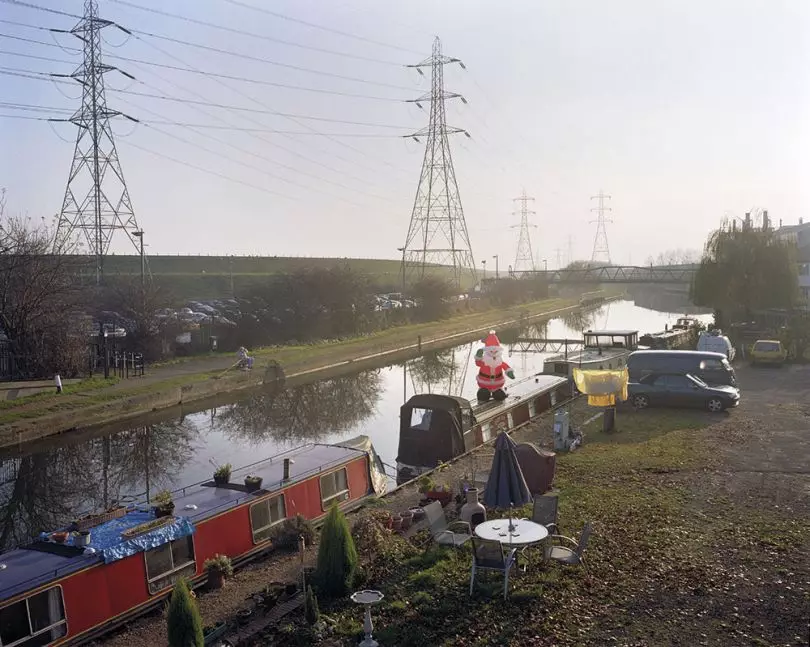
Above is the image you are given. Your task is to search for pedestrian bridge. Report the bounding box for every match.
[517,264,697,284]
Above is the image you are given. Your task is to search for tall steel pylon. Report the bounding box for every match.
[401,37,476,290]
[590,190,612,265]
[53,0,142,284]
[512,189,537,275]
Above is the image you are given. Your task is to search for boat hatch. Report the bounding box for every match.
[397,394,473,468]
[583,330,638,351]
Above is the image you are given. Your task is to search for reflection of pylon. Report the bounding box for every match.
[512,190,537,274]
[401,37,476,289]
[590,191,612,264]
[408,344,472,397]
[53,0,143,284]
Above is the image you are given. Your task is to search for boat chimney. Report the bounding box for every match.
[283,458,294,481]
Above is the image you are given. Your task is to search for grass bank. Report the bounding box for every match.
[260,407,808,646]
[0,295,596,446]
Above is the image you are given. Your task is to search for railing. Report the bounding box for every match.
[521,265,698,284]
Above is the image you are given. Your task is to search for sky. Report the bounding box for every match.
[2,0,810,268]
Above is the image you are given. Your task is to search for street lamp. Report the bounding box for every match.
[397,247,406,293]
[481,259,487,279]
[132,230,145,288]
[492,254,499,279]
[542,258,548,272]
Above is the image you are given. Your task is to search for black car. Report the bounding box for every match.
[628,373,740,412]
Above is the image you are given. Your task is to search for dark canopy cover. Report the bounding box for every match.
[396,394,472,468]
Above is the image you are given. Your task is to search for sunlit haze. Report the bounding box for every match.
[2,0,809,265]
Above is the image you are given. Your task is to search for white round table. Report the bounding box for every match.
[474,518,549,546]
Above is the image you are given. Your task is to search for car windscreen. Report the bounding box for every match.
[753,341,780,352]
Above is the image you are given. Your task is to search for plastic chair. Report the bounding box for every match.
[469,537,518,600]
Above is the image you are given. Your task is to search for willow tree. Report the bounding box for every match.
[691,224,798,327]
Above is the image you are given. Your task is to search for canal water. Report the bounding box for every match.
[0,300,710,548]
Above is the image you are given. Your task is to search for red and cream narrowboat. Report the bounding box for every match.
[395,373,571,484]
[0,436,386,646]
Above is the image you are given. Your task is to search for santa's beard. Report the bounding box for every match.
[481,349,503,369]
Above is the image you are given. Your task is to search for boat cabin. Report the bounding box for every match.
[671,317,699,331]
[397,394,476,471]
[583,329,639,351]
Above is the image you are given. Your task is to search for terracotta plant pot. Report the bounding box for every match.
[399,510,414,530]
[391,515,403,531]
[426,490,453,507]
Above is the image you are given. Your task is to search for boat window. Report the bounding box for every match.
[320,468,349,508]
[0,586,67,647]
[410,408,432,430]
[250,494,287,543]
[144,536,196,595]
[461,409,474,430]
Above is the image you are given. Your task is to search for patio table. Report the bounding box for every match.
[474,518,548,572]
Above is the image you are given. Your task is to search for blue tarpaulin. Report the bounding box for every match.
[483,433,533,509]
[63,511,195,564]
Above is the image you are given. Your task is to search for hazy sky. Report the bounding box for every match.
[2,0,809,268]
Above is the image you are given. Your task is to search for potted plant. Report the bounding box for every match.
[153,490,175,518]
[417,475,436,495]
[203,554,233,590]
[213,463,232,486]
[391,513,403,531]
[427,483,453,507]
[399,509,414,530]
[244,475,263,492]
[75,530,91,546]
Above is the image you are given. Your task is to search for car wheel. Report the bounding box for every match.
[707,397,725,413]
[632,394,650,410]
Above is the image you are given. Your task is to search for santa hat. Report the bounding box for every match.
[483,330,501,347]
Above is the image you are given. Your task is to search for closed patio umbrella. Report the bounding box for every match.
[483,432,532,509]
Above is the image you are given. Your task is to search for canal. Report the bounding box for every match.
[0,299,710,548]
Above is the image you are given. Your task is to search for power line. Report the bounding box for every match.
[107,0,405,66]
[220,0,424,56]
[0,0,81,19]
[0,37,411,101]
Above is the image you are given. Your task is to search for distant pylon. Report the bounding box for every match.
[401,37,476,290]
[590,190,612,264]
[567,235,574,266]
[53,0,143,284]
[512,189,537,274]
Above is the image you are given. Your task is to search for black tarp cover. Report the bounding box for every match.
[396,394,472,468]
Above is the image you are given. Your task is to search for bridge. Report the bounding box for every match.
[508,338,584,355]
[515,264,698,284]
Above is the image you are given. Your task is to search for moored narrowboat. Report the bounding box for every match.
[543,329,638,378]
[0,436,385,646]
[395,373,570,484]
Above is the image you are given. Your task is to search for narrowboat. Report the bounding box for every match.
[0,436,385,646]
[638,329,690,350]
[542,329,638,378]
[395,373,570,484]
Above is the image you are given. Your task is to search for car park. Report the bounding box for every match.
[629,372,740,412]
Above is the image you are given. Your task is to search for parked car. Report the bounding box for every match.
[750,339,787,366]
[627,350,737,387]
[629,373,740,412]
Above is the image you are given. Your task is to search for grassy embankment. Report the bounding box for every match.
[0,295,581,427]
[270,408,807,646]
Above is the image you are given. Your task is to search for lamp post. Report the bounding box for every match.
[543,258,548,272]
[492,254,499,279]
[397,247,405,294]
[132,230,145,288]
[481,259,487,280]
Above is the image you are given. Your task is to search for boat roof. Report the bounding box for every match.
[0,442,365,603]
[584,329,638,337]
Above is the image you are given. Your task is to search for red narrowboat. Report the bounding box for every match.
[396,374,571,484]
[0,436,386,646]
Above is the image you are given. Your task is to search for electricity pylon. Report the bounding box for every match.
[512,189,537,275]
[53,0,143,284]
[401,37,476,290]
[590,190,612,265]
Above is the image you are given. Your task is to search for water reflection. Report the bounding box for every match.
[215,370,383,445]
[405,346,472,397]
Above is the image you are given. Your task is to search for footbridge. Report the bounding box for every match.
[517,264,698,285]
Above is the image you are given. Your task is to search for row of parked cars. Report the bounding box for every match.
[626,349,740,413]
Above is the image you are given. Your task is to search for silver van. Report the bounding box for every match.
[627,350,736,387]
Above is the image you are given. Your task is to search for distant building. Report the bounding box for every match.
[774,219,810,299]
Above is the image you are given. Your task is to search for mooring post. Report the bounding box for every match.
[417,335,422,352]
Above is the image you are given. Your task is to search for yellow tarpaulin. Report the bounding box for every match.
[572,367,629,406]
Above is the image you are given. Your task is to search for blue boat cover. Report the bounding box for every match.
[64,511,195,564]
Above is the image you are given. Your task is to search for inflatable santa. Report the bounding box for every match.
[474,330,515,402]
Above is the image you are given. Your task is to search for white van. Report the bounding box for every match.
[697,330,735,361]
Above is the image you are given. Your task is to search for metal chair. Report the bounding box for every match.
[424,500,471,548]
[544,522,592,567]
[529,494,559,533]
[469,538,518,600]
